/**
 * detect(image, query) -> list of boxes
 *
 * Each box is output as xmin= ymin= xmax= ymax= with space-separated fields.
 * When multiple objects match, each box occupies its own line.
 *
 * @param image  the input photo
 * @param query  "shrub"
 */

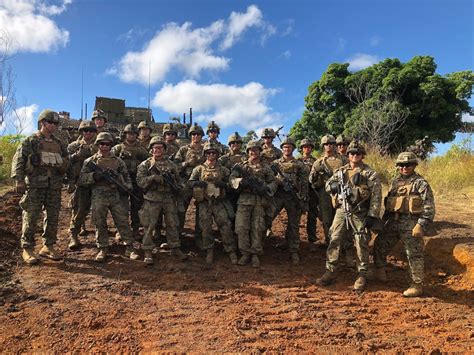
xmin=0 ymin=135 xmax=24 ymax=184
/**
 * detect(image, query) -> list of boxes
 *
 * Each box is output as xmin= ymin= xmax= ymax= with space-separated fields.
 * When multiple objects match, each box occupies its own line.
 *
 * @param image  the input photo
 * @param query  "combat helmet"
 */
xmin=336 ymin=134 xmax=349 ymax=145
xmin=299 ymin=138 xmax=315 ymax=150
xmin=38 ymin=109 xmax=60 ymax=123
xmin=148 ymin=135 xmax=167 ymax=150
xmin=78 ymin=120 xmax=97 ymax=132
xmin=207 ymin=121 xmax=220 ymax=134
xmin=280 ymin=136 xmax=296 ymax=149
xmin=123 ymin=124 xmax=139 ymax=135
xmin=138 ymin=121 xmax=152 ymax=131
xmin=395 ymin=152 xmax=418 ymax=166
xmin=163 ymin=123 xmax=177 ymax=135
xmin=203 ymin=141 xmax=220 ymax=155
xmin=188 ymin=124 xmax=204 ymax=136
xmin=95 ymin=132 xmax=114 ymax=145
xmin=227 ymin=132 xmax=243 ymax=145
xmin=320 ymin=134 xmax=336 ymax=146
xmin=261 ymin=128 xmax=276 ymax=139
xmin=91 ymin=109 xmax=107 ymax=122
xmin=246 ymin=140 xmax=263 ymax=152
xmin=346 ymin=140 xmax=366 ymax=155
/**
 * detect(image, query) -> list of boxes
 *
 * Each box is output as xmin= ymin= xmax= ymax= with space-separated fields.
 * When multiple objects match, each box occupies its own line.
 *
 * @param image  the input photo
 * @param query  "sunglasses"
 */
xmin=99 ymin=142 xmax=112 ymax=146
xmin=323 ymin=143 xmax=335 ymax=146
xmin=337 ymin=143 xmax=347 ymax=147
xmin=349 ymin=152 xmax=362 ymax=156
xmin=206 ymin=151 xmax=218 ymax=155
xmin=190 ymin=133 xmax=201 ymax=136
xmin=45 ymin=120 xmax=59 ymax=125
xmin=165 ymin=132 xmax=177 ymax=136
xmin=82 ymin=129 xmax=96 ymax=133
xmin=397 ymin=163 xmax=415 ymax=168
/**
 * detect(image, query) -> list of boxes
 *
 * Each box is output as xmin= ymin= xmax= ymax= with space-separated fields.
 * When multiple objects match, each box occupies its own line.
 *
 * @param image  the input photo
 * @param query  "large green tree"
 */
xmin=291 ymin=56 xmax=474 ymax=154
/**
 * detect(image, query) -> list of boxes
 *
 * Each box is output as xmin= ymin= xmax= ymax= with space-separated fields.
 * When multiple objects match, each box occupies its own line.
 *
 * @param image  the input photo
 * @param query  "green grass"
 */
xmin=0 ymin=134 xmax=24 ymax=184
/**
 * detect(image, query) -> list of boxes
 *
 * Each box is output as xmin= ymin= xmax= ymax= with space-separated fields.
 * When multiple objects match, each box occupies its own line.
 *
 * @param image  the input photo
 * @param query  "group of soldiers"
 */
xmin=11 ymin=108 xmax=435 ymax=297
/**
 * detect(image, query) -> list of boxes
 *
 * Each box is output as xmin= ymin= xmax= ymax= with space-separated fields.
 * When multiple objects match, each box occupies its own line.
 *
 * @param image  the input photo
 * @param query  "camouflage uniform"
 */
xmin=230 ymin=142 xmax=277 ymax=261
xmin=374 ymin=152 xmax=435 ymax=293
xmin=325 ymin=159 xmax=381 ymax=279
xmin=67 ymin=121 xmax=98 ymax=245
xmin=206 ymin=121 xmax=229 ymax=155
xmin=12 ymin=111 xmax=69 ymax=258
xmin=78 ymin=139 xmax=135 ymax=252
xmin=261 ymin=143 xmax=282 ymax=165
xmin=137 ymin=121 xmax=152 ymax=150
xmin=189 ymin=157 xmax=237 ymax=261
xmin=111 ymin=126 xmax=150 ymax=235
xmin=162 ymin=123 xmax=180 ymax=159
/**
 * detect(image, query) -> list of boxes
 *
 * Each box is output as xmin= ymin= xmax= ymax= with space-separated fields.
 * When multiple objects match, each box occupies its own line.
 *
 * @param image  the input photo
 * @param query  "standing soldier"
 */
xmin=336 ymin=134 xmax=349 ymax=156
xmin=230 ymin=141 xmax=277 ymax=267
xmin=174 ymin=124 xmax=206 ymax=237
xmin=260 ymin=128 xmax=282 ymax=165
xmin=374 ymin=152 xmax=435 ymax=297
xmin=318 ymin=141 xmax=381 ymax=291
xmin=79 ymin=132 xmax=138 ymax=261
xmin=111 ymin=124 xmax=149 ymax=240
xmin=162 ymin=123 xmax=180 ymax=159
xmin=271 ymin=137 xmax=309 ymax=264
xmin=297 ymin=138 xmax=319 ymax=247
xmin=309 ymin=135 xmax=348 ymax=244
xmin=138 ymin=121 xmax=152 ymax=150
xmin=67 ymin=120 xmax=98 ymax=249
xmin=91 ymin=109 xmax=109 ymax=134
xmin=12 ymin=109 xmax=69 ymax=264
xmin=136 ymin=136 xmax=187 ymax=265
xmin=188 ymin=142 xmax=238 ymax=265
xmin=206 ymin=121 xmax=228 ymax=154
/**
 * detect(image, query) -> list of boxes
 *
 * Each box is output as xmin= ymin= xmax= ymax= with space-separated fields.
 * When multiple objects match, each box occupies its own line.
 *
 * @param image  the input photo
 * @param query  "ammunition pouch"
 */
xmin=385 ymin=195 xmax=423 ymax=215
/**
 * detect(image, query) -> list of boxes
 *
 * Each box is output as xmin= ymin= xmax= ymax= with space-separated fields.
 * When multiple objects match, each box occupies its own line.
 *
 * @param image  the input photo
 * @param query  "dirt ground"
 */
xmin=0 ymin=188 xmax=473 ymax=352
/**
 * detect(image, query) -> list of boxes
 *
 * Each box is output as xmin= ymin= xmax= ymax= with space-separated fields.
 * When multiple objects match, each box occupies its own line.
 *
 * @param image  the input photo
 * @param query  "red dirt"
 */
xmin=0 ymin=188 xmax=473 ymax=352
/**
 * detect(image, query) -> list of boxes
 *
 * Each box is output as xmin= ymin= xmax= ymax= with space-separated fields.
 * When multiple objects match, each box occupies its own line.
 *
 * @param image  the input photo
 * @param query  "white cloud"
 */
xmin=370 ymin=35 xmax=381 ymax=46
xmin=153 ymin=80 xmax=279 ymax=130
xmin=0 ymin=0 xmax=70 ymax=54
xmin=462 ymin=112 xmax=474 ymax=122
xmin=221 ymin=5 xmax=263 ymax=50
xmin=346 ymin=53 xmax=380 ymax=71
xmin=280 ymin=50 xmax=291 ymax=59
xmin=281 ymin=19 xmax=294 ymax=37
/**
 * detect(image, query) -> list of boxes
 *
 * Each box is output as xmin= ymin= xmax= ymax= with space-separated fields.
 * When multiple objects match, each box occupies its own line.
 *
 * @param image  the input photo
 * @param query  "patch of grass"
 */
xmin=0 ymin=135 xmax=24 ymax=184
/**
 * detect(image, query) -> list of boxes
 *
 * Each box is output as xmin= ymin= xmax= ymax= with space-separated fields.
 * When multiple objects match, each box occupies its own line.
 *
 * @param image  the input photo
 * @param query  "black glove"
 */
xmin=93 ymin=171 xmax=105 ymax=182
xmin=193 ymin=180 xmax=207 ymax=188
xmin=215 ymin=181 xmax=227 ymax=189
xmin=329 ymin=181 xmax=339 ymax=195
xmin=364 ymin=216 xmax=378 ymax=229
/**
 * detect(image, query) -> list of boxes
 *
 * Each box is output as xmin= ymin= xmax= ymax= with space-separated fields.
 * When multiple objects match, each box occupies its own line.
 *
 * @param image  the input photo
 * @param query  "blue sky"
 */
xmin=1 ymin=0 xmax=473 ymax=154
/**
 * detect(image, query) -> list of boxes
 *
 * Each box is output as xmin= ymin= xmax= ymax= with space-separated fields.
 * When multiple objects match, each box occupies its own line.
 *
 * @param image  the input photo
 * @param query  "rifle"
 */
xmin=271 ymin=164 xmax=297 ymax=196
xmin=150 ymin=165 xmax=181 ymax=194
xmin=232 ymin=164 xmax=269 ymax=196
xmin=331 ymin=170 xmax=356 ymax=232
xmin=87 ymin=160 xmax=140 ymax=201
xmin=274 ymin=126 xmax=284 ymax=142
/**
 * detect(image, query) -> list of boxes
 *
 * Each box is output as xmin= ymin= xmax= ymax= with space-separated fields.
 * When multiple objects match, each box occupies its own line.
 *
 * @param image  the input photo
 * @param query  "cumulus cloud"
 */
xmin=110 ymin=4 xmax=276 ymax=86
xmin=462 ymin=112 xmax=474 ymax=122
xmin=153 ymin=80 xmax=279 ymax=130
xmin=346 ymin=53 xmax=380 ymax=71
xmin=0 ymin=0 xmax=70 ymax=54
xmin=0 ymin=104 xmax=39 ymax=135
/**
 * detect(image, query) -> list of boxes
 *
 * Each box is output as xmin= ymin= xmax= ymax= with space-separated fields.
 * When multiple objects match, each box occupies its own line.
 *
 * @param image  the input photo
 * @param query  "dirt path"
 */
xmin=0 ymin=188 xmax=473 ymax=352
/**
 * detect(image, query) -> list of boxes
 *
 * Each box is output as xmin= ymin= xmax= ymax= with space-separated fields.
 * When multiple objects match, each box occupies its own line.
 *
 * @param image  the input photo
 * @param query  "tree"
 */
xmin=242 ymin=130 xmax=258 ymax=144
xmin=0 ymin=31 xmax=17 ymax=134
xmin=291 ymin=56 xmax=474 ymax=154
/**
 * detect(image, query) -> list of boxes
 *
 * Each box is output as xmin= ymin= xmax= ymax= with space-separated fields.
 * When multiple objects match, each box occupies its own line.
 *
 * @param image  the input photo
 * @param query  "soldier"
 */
xmin=78 ymin=132 xmax=138 ymax=262
xmin=206 ymin=121 xmax=228 ymax=155
xmin=91 ymin=109 xmax=109 ymax=134
xmin=260 ymin=128 xmax=282 ymax=165
xmin=174 ymin=124 xmax=206 ymax=236
xmin=230 ymin=140 xmax=277 ymax=267
xmin=318 ymin=141 xmax=382 ymax=291
xmin=162 ymin=123 xmax=180 ymax=158
xmin=373 ymin=152 xmax=435 ymax=297
xmin=309 ymin=135 xmax=348 ymax=244
xmin=111 ymin=124 xmax=150 ymax=239
xmin=272 ymin=137 xmax=309 ymax=264
xmin=336 ymin=134 xmax=350 ymax=156
xmin=67 ymin=120 xmax=98 ymax=249
xmin=138 ymin=121 xmax=152 ymax=150
xmin=188 ymin=142 xmax=238 ymax=265
xmin=12 ymin=109 xmax=69 ymax=264
xmin=297 ymin=138 xmax=319 ymax=246
xmin=136 ymin=136 xmax=187 ymax=265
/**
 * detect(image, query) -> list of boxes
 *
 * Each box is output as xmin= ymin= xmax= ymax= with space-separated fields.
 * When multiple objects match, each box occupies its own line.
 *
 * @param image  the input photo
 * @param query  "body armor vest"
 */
xmin=385 ymin=179 xmax=423 ymax=215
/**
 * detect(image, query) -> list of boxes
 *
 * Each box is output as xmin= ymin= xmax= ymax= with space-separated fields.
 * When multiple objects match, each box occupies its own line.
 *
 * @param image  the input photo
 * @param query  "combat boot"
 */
xmin=22 ymin=248 xmax=39 ymax=265
xmin=125 ymin=246 xmax=140 ymax=260
xmin=375 ymin=267 xmax=387 ymax=282
xmin=291 ymin=252 xmax=300 ymax=265
xmin=95 ymin=248 xmax=107 ymax=262
xmin=403 ymin=284 xmax=423 ymax=298
xmin=39 ymin=245 xmax=62 ymax=261
xmin=133 ymin=227 xmax=142 ymax=242
xmin=144 ymin=250 xmax=153 ymax=265
xmin=68 ymin=233 xmax=81 ymax=250
xmin=238 ymin=253 xmax=250 ymax=266
xmin=205 ymin=249 xmax=214 ymax=264
xmin=251 ymin=254 xmax=260 ymax=268
xmin=354 ymin=276 xmax=367 ymax=291
xmin=317 ymin=270 xmax=336 ymax=286
xmin=229 ymin=252 xmax=238 ymax=265
xmin=171 ymin=248 xmax=188 ymax=261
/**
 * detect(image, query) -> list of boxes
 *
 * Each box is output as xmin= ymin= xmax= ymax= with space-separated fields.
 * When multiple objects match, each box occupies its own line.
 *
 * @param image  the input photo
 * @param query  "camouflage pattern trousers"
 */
xmin=69 ymin=186 xmax=92 ymax=236
xmin=373 ymin=215 xmax=424 ymax=284
xmin=139 ymin=197 xmax=180 ymax=251
xmin=273 ymin=193 xmax=303 ymax=253
xmin=129 ymin=179 xmax=143 ymax=231
xmin=91 ymin=191 xmax=134 ymax=249
xmin=306 ymin=188 xmax=319 ymax=242
xmin=235 ymin=199 xmax=266 ymax=255
xmin=198 ymin=199 xmax=236 ymax=252
xmin=20 ymin=186 xmax=62 ymax=248
xmin=326 ymin=208 xmax=370 ymax=276
xmin=317 ymin=188 xmax=335 ymax=243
